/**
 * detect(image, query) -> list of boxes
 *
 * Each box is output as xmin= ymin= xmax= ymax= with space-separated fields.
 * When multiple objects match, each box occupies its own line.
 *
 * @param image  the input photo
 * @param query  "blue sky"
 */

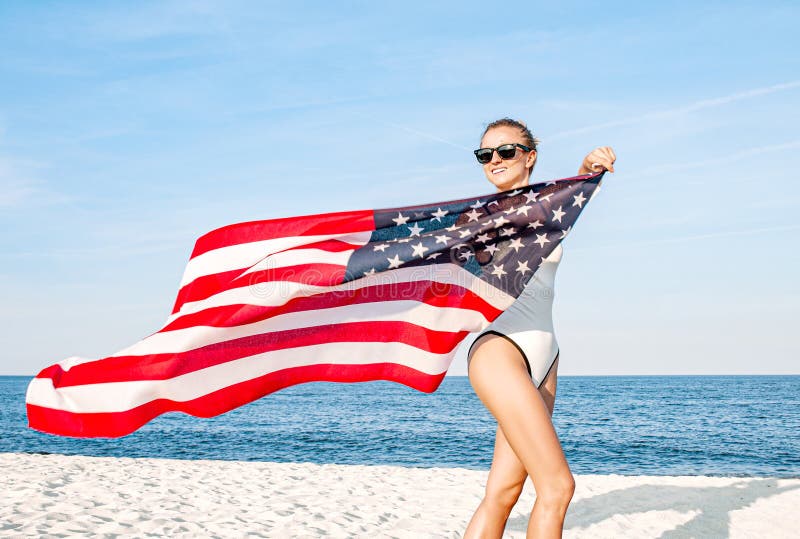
xmin=1 ymin=1 xmax=798 ymax=376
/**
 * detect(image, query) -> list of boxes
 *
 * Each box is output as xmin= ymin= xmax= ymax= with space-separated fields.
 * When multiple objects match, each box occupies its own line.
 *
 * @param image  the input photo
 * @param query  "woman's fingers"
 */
xmin=591 ymin=148 xmax=615 ymax=172
xmin=590 ymin=160 xmax=613 ymax=172
xmin=598 ymin=158 xmax=615 ymax=172
xmin=579 ymin=146 xmax=617 ymax=174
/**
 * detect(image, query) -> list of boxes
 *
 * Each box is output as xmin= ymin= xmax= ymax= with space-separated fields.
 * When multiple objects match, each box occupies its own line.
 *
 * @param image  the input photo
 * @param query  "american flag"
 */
xmin=26 ymin=171 xmax=603 ymax=437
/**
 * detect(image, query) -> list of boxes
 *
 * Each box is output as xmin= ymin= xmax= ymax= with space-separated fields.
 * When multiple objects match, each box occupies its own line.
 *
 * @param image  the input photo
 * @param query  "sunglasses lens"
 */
xmin=475 ymin=149 xmax=493 ymax=164
xmin=497 ymin=144 xmax=518 ymax=160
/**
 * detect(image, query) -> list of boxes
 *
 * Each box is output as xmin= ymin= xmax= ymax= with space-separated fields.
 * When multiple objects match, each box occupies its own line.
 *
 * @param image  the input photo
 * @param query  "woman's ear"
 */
xmin=526 ymin=150 xmax=537 ymax=170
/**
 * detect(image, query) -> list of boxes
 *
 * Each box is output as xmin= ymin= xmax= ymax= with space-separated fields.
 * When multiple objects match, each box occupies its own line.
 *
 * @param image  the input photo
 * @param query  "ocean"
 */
xmin=2 ymin=375 xmax=798 ymax=477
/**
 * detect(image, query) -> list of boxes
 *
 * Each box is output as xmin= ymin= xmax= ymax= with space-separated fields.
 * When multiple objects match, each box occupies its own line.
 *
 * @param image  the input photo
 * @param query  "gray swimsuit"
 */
xmin=467 ymin=244 xmax=562 ymax=388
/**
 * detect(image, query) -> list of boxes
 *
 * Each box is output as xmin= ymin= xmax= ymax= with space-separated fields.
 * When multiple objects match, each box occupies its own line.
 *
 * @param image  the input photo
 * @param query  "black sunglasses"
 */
xmin=473 ymin=143 xmax=533 ymax=164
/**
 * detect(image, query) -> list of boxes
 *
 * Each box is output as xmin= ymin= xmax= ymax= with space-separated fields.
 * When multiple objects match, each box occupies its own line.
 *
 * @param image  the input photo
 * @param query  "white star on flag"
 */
xmin=392 ymin=213 xmax=409 ymax=226
xmin=493 ymin=215 xmax=510 ymax=228
xmin=465 ymin=209 xmax=482 ymax=222
xmin=431 ymin=207 xmax=449 ymax=221
xmin=407 ymin=222 xmax=424 ymax=236
xmin=572 ymin=192 xmax=587 ymax=208
xmin=491 ymin=264 xmax=507 ymax=277
xmin=387 ymin=254 xmax=403 ymax=269
xmin=411 ymin=242 xmax=429 ymax=258
xmin=551 ymin=206 xmax=566 ymax=223
xmin=534 ymin=233 xmax=550 ymax=248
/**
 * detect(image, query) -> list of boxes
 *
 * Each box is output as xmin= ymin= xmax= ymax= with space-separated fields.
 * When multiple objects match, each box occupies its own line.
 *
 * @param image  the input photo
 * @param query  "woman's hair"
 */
xmin=481 ymin=117 xmax=540 ymax=150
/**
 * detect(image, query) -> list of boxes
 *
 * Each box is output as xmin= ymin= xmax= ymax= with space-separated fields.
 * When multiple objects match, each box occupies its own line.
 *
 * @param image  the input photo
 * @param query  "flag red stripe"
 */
xmin=36 ymin=320 xmax=469 ymax=387
xmin=171 ymin=268 xmax=244 ymax=314
xmin=172 ymin=262 xmax=348 ymax=313
xmin=28 ymin=362 xmax=445 ymax=438
xmin=297 ymin=238 xmax=364 ymax=252
xmin=190 ymin=210 xmax=375 ymax=259
xmin=164 ymin=280 xmax=500 ymax=332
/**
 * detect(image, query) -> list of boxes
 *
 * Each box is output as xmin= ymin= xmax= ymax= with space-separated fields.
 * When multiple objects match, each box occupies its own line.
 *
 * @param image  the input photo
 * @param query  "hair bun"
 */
xmin=482 ymin=117 xmax=537 ymax=150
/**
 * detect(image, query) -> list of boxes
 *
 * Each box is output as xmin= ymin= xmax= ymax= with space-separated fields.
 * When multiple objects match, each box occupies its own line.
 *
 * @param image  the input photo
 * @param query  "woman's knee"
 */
xmin=485 ymin=479 xmax=525 ymax=513
xmin=535 ymin=473 xmax=575 ymax=509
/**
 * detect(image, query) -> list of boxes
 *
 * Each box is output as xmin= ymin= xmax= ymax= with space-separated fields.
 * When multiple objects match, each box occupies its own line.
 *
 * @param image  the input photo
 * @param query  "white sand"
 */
xmin=1 ymin=453 xmax=797 ymax=538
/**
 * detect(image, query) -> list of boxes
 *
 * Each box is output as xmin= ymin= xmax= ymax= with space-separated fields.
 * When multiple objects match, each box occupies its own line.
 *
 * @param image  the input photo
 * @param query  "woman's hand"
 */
xmin=578 ymin=146 xmax=616 ymax=175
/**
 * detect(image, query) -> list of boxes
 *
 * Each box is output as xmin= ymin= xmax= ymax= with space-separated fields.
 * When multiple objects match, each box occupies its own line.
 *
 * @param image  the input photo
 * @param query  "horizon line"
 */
xmin=3 ymin=373 xmax=798 ymax=378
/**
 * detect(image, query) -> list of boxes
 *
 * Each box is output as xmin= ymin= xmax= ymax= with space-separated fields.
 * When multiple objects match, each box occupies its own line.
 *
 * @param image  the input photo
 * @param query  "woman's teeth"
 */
xmin=492 ymin=168 xmax=507 ymax=174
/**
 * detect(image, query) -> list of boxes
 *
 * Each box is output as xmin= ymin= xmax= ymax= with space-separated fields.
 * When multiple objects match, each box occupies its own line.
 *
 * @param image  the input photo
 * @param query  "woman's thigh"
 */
xmin=479 ymin=347 xmax=562 ymax=496
xmin=468 ymin=335 xmax=570 ymax=494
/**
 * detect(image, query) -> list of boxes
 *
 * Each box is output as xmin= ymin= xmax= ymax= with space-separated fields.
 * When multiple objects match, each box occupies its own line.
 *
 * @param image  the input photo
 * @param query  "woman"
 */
xmin=463 ymin=118 xmax=615 ymax=538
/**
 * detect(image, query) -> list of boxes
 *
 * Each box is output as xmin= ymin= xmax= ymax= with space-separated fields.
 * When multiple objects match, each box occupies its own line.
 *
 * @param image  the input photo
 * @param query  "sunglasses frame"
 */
xmin=473 ymin=143 xmax=533 ymax=164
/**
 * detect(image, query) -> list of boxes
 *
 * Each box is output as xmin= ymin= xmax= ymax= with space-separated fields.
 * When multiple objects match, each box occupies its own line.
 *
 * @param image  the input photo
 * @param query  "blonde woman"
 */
xmin=464 ymin=118 xmax=615 ymax=538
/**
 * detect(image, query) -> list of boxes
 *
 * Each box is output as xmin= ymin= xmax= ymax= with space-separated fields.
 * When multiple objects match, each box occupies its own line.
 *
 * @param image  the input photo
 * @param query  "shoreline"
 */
xmin=3 ymin=453 xmax=798 ymax=537
xmin=10 ymin=450 xmax=800 ymax=479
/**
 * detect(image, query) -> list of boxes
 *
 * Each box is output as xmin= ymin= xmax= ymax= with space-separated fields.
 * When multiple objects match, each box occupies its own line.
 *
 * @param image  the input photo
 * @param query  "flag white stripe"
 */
xmin=235 ymin=247 xmax=354 ymax=279
xmin=168 ymin=263 xmax=513 ymax=324
xmin=117 ymin=300 xmax=490 ymax=358
xmin=179 ymin=231 xmax=372 ymax=287
xmin=27 ymin=340 xmax=454 ymax=413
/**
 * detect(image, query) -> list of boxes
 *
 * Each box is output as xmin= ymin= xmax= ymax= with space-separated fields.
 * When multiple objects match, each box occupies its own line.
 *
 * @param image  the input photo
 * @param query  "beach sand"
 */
xmin=1 ymin=453 xmax=797 ymax=537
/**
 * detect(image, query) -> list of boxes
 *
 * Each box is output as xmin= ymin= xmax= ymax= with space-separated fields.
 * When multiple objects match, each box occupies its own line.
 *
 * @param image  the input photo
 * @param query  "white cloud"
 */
xmin=0 ymin=156 xmax=72 ymax=209
xmin=549 ymin=80 xmax=800 ymax=140
xmin=636 ymin=139 xmax=800 ymax=177
xmin=378 ymin=121 xmax=472 ymax=151
xmin=571 ymin=224 xmax=800 ymax=252
xmin=0 ymin=158 xmax=39 ymax=207
xmin=85 ymin=0 xmax=232 ymax=42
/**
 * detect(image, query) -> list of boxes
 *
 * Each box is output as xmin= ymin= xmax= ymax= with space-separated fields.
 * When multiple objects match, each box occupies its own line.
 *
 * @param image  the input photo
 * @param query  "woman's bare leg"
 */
xmin=464 ymin=422 xmax=528 ymax=538
xmin=463 ymin=351 xmax=561 ymax=538
xmin=538 ymin=355 xmax=559 ymax=416
xmin=463 ymin=344 xmax=562 ymax=538
xmin=465 ymin=335 xmax=573 ymax=539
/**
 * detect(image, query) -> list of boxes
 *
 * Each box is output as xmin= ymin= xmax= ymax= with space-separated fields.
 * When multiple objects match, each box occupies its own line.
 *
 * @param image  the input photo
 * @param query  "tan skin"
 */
xmin=464 ymin=125 xmax=616 ymax=539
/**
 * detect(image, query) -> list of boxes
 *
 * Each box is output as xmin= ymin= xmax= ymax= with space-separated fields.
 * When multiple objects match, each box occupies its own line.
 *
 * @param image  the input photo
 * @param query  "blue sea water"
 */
xmin=2 ymin=375 xmax=798 ymax=477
